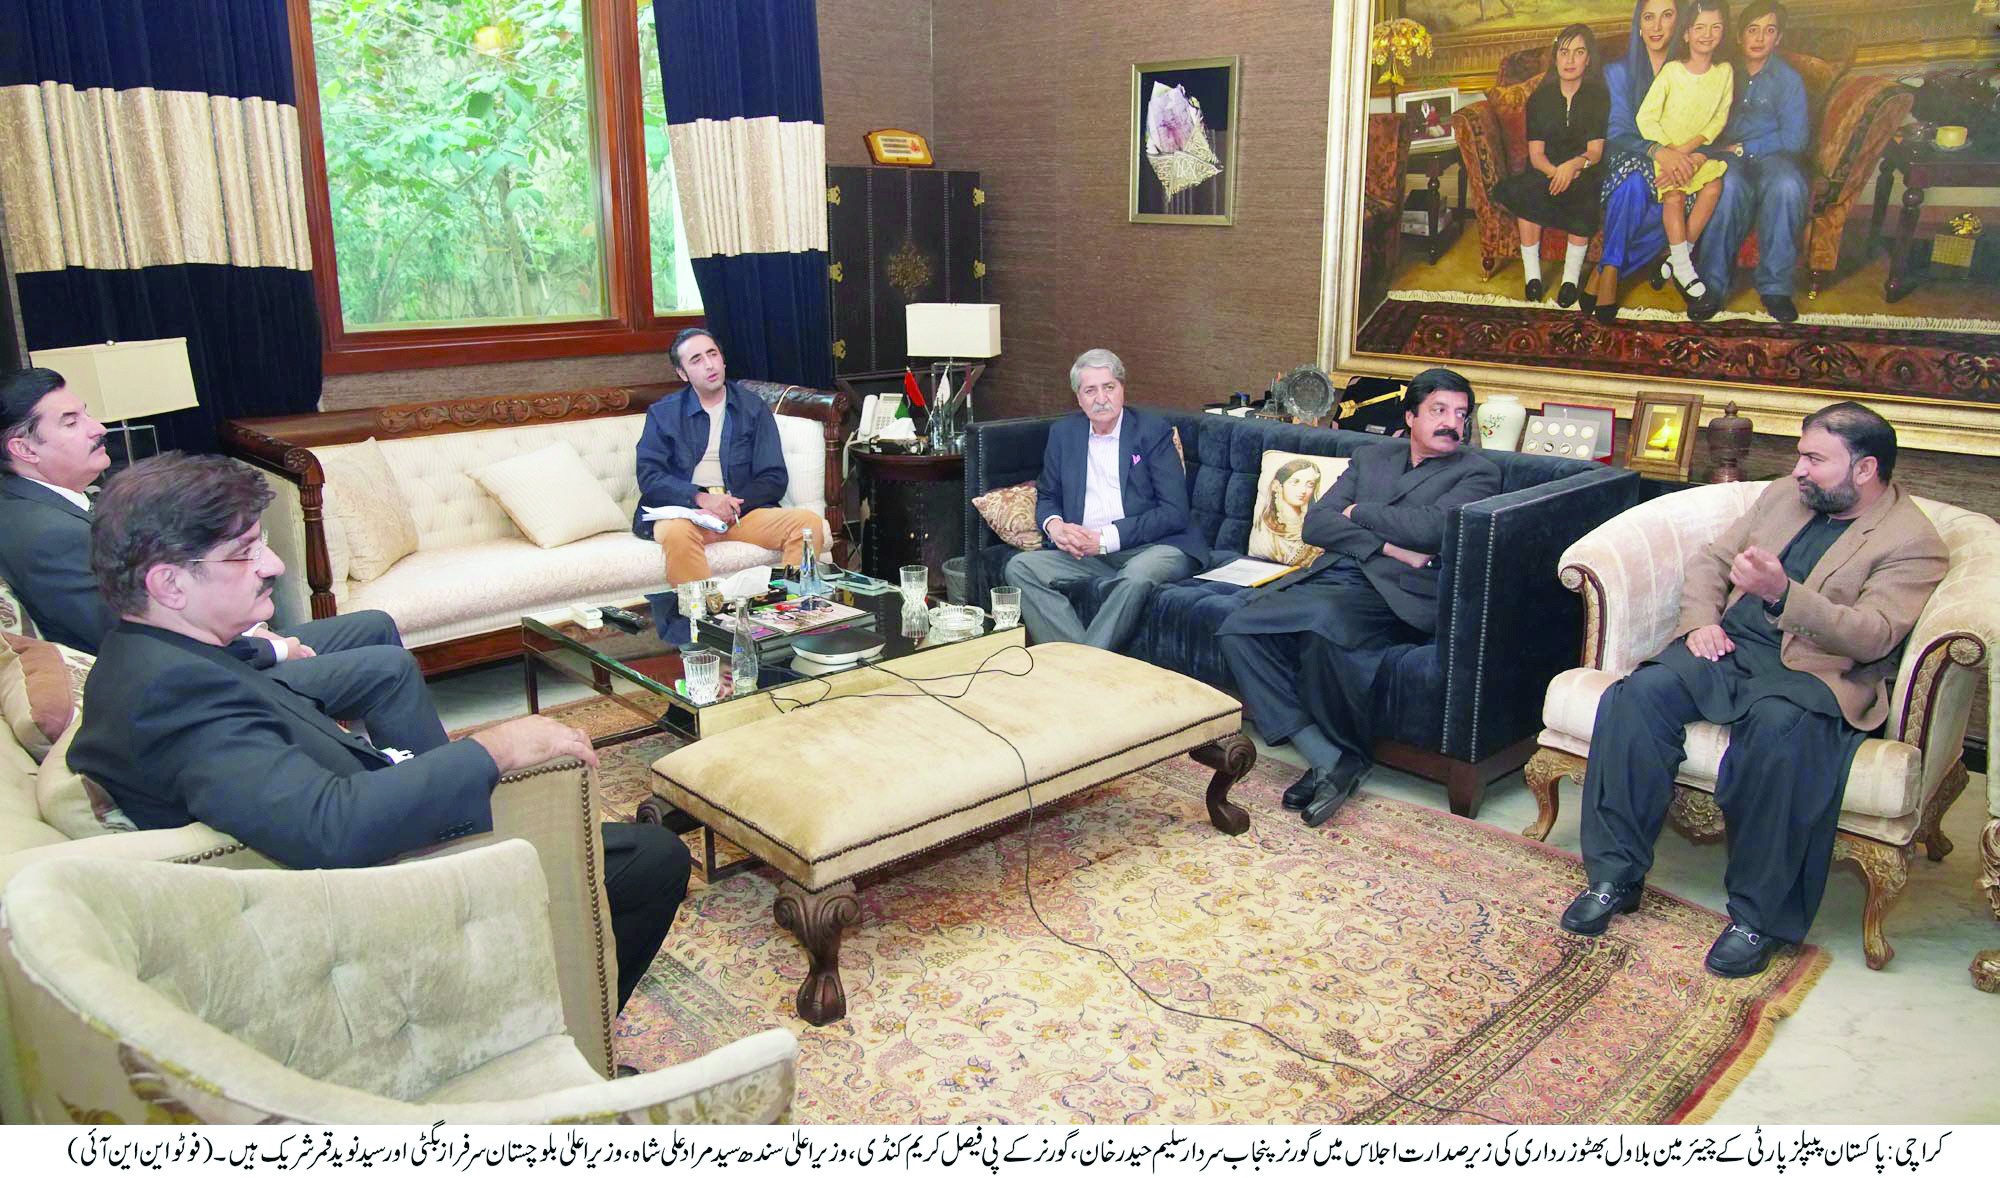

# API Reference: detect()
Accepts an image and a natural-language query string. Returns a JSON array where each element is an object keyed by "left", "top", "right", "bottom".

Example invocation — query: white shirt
[
  {"left": 1043, "top": 413, "right": 1124, "bottom": 554},
  {"left": 691, "top": 402, "right": 727, "bottom": 490},
  {"left": 28, "top": 477, "right": 290, "bottom": 662}
]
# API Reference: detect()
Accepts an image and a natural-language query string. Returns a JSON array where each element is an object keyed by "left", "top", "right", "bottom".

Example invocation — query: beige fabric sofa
[
  {"left": 1523, "top": 481, "right": 2000, "bottom": 971},
  {"left": 1, "top": 843, "right": 797, "bottom": 1123},
  {"left": 0, "top": 622, "right": 624, "bottom": 1119},
  {"left": 224, "top": 382, "right": 849, "bottom": 673}
]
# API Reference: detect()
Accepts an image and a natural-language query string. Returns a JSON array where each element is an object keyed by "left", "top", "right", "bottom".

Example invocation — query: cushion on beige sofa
[
  {"left": 319, "top": 438, "right": 419, "bottom": 582},
  {"left": 468, "top": 441, "right": 628, "bottom": 549}
]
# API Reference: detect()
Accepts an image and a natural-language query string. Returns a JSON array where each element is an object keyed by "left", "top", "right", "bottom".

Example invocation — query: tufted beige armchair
[
  {"left": 1524, "top": 482, "right": 2000, "bottom": 972},
  {"left": 0, "top": 842, "right": 797, "bottom": 1123}
]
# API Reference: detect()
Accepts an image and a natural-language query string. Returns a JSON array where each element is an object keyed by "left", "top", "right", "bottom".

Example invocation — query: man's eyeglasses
[{"left": 187, "top": 532, "right": 272, "bottom": 565}]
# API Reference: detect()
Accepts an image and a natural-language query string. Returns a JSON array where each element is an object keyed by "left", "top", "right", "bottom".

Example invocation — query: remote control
[{"left": 598, "top": 605, "right": 646, "bottom": 632}]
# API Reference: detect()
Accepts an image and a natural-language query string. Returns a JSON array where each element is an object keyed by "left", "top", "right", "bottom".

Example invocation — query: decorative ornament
[
  {"left": 971, "top": 188, "right": 985, "bottom": 207},
  {"left": 971, "top": 260, "right": 986, "bottom": 279},
  {"left": 1144, "top": 82, "right": 1222, "bottom": 199},
  {"left": 1707, "top": 401, "right": 1753, "bottom": 483},
  {"left": 886, "top": 240, "right": 933, "bottom": 299},
  {"left": 827, "top": 262, "right": 843, "bottom": 283},
  {"left": 826, "top": 186, "right": 841, "bottom": 206},
  {"left": 1369, "top": 18, "right": 1434, "bottom": 101}
]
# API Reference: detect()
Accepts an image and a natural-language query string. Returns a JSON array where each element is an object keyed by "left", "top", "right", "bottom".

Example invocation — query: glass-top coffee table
[{"left": 520, "top": 586, "right": 1021, "bottom": 747}]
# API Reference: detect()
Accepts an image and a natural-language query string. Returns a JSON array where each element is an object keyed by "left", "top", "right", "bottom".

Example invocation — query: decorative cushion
[
  {"left": 1246, "top": 451, "right": 1349, "bottom": 567},
  {"left": 35, "top": 714, "right": 136, "bottom": 839},
  {"left": 468, "top": 441, "right": 628, "bottom": 549},
  {"left": 972, "top": 482, "right": 1043, "bottom": 551},
  {"left": 318, "top": 438, "right": 419, "bottom": 582},
  {"left": 0, "top": 634, "right": 74, "bottom": 759}
]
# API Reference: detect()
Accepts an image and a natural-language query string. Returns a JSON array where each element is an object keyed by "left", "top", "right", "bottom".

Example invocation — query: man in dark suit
[
  {"left": 69, "top": 453, "right": 690, "bottom": 1009},
  {"left": 1219, "top": 368, "right": 1502, "bottom": 827},
  {"left": 1563, "top": 402, "right": 1946, "bottom": 977},
  {"left": 1004, "top": 348, "right": 1208, "bottom": 650},
  {"left": 0, "top": 369, "right": 412, "bottom": 727}
]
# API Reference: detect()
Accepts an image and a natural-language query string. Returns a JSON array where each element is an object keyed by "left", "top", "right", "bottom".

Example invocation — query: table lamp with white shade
[
  {"left": 27, "top": 337, "right": 198, "bottom": 464},
  {"left": 904, "top": 303, "right": 1000, "bottom": 454}
]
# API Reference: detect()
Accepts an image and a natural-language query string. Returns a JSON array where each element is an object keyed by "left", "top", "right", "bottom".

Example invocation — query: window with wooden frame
[{"left": 288, "top": 0, "right": 701, "bottom": 373}]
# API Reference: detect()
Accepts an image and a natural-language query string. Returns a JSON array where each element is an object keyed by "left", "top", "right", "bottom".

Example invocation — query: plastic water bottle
[
  {"left": 730, "top": 598, "right": 759, "bottom": 696},
  {"left": 798, "top": 526, "right": 827, "bottom": 604}
]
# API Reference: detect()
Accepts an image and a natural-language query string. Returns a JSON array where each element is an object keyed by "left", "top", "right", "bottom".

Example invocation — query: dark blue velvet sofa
[{"left": 962, "top": 410, "right": 1642, "bottom": 818}]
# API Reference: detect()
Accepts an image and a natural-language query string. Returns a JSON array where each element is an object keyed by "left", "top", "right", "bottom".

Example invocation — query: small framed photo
[
  {"left": 1130, "top": 57, "right": 1239, "bottom": 225},
  {"left": 1396, "top": 87, "right": 1458, "bottom": 147},
  {"left": 1625, "top": 391, "right": 1704, "bottom": 479},
  {"left": 1537, "top": 401, "right": 1615, "bottom": 461}
]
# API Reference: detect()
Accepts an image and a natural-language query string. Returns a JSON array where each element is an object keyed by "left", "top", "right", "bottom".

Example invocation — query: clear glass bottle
[
  {"left": 798, "top": 526, "right": 826, "bottom": 604},
  {"left": 730, "top": 599, "right": 759, "bottom": 696}
]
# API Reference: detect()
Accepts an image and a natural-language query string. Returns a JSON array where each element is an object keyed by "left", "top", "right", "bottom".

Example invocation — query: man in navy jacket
[
  {"left": 632, "top": 329, "right": 826, "bottom": 584},
  {"left": 1004, "top": 349, "right": 1208, "bottom": 651}
]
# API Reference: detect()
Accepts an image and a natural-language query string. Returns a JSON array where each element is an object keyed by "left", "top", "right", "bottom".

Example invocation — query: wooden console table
[{"left": 1869, "top": 135, "right": 2000, "bottom": 303}]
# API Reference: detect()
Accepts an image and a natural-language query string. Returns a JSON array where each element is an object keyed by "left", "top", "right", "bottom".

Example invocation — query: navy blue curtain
[
  {"left": 654, "top": 0, "right": 834, "bottom": 389},
  {"left": 0, "top": 0, "right": 320, "bottom": 454}
]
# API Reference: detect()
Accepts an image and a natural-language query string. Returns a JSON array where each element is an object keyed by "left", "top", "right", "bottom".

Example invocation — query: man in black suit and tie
[
  {"left": 1219, "top": 368, "right": 1502, "bottom": 827},
  {"left": 69, "top": 453, "right": 690, "bottom": 1010},
  {"left": 0, "top": 367, "right": 418, "bottom": 723},
  {"left": 1004, "top": 348, "right": 1208, "bottom": 650}
]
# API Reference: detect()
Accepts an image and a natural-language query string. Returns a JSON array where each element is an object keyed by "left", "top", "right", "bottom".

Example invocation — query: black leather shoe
[
  {"left": 1301, "top": 758, "right": 1367, "bottom": 828},
  {"left": 1762, "top": 292, "right": 1799, "bottom": 324},
  {"left": 1577, "top": 287, "right": 1598, "bottom": 315},
  {"left": 1281, "top": 767, "right": 1322, "bottom": 811},
  {"left": 1686, "top": 291, "right": 1721, "bottom": 322},
  {"left": 1592, "top": 301, "right": 1619, "bottom": 325},
  {"left": 1704, "top": 923, "right": 1780, "bottom": 977},
  {"left": 654, "top": 805, "right": 703, "bottom": 835},
  {"left": 1559, "top": 879, "right": 1644, "bottom": 935},
  {"left": 1555, "top": 281, "right": 1579, "bottom": 308},
  {"left": 1524, "top": 277, "right": 1545, "bottom": 303}
]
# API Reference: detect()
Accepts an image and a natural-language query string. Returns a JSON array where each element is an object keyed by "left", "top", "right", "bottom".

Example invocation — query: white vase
[{"left": 1477, "top": 395, "right": 1527, "bottom": 452}]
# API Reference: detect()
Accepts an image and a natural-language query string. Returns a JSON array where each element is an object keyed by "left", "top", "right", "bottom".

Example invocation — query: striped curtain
[
  {"left": 653, "top": 0, "right": 833, "bottom": 389},
  {"left": 0, "top": 0, "right": 319, "bottom": 453}
]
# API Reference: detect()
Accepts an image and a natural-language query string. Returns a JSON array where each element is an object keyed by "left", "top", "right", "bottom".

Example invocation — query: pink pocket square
[{"left": 1131, "top": 453, "right": 1141, "bottom": 465}]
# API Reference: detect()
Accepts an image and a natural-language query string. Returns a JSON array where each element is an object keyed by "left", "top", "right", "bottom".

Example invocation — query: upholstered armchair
[
  {"left": 1454, "top": 29, "right": 1872, "bottom": 288},
  {"left": 0, "top": 618, "right": 622, "bottom": 1119},
  {"left": 1359, "top": 113, "right": 1410, "bottom": 299},
  {"left": 1523, "top": 482, "right": 2000, "bottom": 971},
  {"left": 0, "top": 843, "right": 798, "bottom": 1123}
]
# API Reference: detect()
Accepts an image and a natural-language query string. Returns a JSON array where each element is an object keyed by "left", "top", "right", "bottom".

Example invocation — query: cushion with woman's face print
[{"left": 1247, "top": 450, "right": 1349, "bottom": 566}]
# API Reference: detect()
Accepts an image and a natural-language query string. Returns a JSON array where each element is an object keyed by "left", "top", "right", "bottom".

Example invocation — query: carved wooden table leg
[
  {"left": 1190, "top": 732, "right": 1254, "bottom": 835},
  {"left": 774, "top": 879, "right": 860, "bottom": 1026},
  {"left": 1521, "top": 748, "right": 1583, "bottom": 841},
  {"left": 1973, "top": 950, "right": 2000, "bottom": 994},
  {"left": 1833, "top": 834, "right": 1909, "bottom": 971},
  {"left": 1977, "top": 818, "right": 2000, "bottom": 993}
]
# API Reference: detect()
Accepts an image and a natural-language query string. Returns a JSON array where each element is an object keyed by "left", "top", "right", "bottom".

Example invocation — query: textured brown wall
[
  {"left": 320, "top": 1, "right": 936, "bottom": 411},
  {"left": 931, "top": 0, "right": 1334, "bottom": 420}
]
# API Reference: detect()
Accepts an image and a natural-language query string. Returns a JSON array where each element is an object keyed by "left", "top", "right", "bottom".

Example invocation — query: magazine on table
[{"left": 704, "top": 597, "right": 867, "bottom": 637}]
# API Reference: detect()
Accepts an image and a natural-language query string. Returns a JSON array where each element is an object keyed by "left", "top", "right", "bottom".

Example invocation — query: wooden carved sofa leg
[
  {"left": 1522, "top": 749, "right": 1582, "bottom": 842},
  {"left": 1190, "top": 733, "right": 1254, "bottom": 835},
  {"left": 1833, "top": 835, "right": 1910, "bottom": 971},
  {"left": 774, "top": 880, "right": 859, "bottom": 1026},
  {"left": 1976, "top": 818, "right": 2000, "bottom": 994},
  {"left": 1916, "top": 760, "right": 1969, "bottom": 863}
]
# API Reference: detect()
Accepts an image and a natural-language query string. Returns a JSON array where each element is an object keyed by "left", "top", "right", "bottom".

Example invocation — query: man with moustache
[
  {"left": 1218, "top": 368, "right": 1502, "bottom": 828},
  {"left": 0, "top": 368, "right": 416, "bottom": 726},
  {"left": 68, "top": 453, "right": 689, "bottom": 1010},
  {"left": 1004, "top": 348, "right": 1207, "bottom": 651},
  {"left": 1562, "top": 402, "right": 1946, "bottom": 978}
]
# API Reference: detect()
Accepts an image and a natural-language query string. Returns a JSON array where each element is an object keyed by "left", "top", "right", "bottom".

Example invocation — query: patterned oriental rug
[
  {"left": 1356, "top": 296, "right": 2000, "bottom": 404},
  {"left": 547, "top": 702, "right": 1826, "bottom": 1125}
]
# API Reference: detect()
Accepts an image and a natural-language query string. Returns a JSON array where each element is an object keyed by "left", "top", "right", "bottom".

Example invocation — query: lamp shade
[
  {"left": 905, "top": 303, "right": 1002, "bottom": 358},
  {"left": 27, "top": 338, "right": 199, "bottom": 422}
]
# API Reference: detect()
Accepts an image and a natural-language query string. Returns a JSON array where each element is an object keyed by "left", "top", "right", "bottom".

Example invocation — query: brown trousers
[{"left": 656, "top": 506, "right": 827, "bottom": 585}]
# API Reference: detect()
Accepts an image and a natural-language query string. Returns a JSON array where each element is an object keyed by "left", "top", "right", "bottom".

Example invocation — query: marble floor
[{"left": 432, "top": 661, "right": 2000, "bottom": 1123}]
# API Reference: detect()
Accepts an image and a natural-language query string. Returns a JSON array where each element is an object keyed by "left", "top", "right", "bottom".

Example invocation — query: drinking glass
[
  {"left": 899, "top": 564, "right": 930, "bottom": 607},
  {"left": 900, "top": 599, "right": 931, "bottom": 638},
  {"left": 990, "top": 585, "right": 1021, "bottom": 630},
  {"left": 681, "top": 649, "right": 722, "bottom": 705}
]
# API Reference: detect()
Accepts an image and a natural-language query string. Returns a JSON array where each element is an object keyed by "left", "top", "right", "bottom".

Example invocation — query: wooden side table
[
  {"left": 852, "top": 448, "right": 964, "bottom": 590},
  {"left": 1869, "top": 135, "right": 2000, "bottom": 303},
  {"left": 1405, "top": 141, "right": 1468, "bottom": 264}
]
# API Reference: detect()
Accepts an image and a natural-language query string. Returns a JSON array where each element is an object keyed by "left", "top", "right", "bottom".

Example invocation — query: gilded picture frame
[
  {"left": 1624, "top": 390, "right": 1705, "bottom": 480},
  {"left": 1130, "top": 56, "right": 1240, "bottom": 226},
  {"left": 1318, "top": 3, "right": 2000, "bottom": 456}
]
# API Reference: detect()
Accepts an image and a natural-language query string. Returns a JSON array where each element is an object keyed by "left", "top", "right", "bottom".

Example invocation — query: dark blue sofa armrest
[
  {"left": 963, "top": 416, "right": 1059, "bottom": 601},
  {"left": 1434, "top": 464, "right": 1642, "bottom": 763}
]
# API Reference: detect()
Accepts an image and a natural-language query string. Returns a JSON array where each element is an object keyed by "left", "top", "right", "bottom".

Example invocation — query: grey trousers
[{"left": 1003, "top": 542, "right": 1194, "bottom": 651}]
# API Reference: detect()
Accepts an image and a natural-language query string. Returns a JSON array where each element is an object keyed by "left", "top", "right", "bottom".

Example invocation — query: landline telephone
[{"left": 855, "top": 393, "right": 917, "bottom": 443}]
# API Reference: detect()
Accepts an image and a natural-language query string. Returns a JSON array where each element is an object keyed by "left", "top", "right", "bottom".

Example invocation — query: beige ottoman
[{"left": 646, "top": 642, "right": 1252, "bottom": 1024}]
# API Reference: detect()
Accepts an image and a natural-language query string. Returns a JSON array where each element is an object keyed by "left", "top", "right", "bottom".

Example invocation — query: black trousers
[
  {"left": 1217, "top": 561, "right": 1423, "bottom": 761},
  {"left": 1580, "top": 662, "right": 1853, "bottom": 943},
  {"left": 271, "top": 611, "right": 447, "bottom": 756},
  {"left": 603, "top": 820, "right": 692, "bottom": 1010}
]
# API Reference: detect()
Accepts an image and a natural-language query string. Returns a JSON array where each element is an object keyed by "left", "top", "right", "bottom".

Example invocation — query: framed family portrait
[
  {"left": 1130, "top": 56, "right": 1239, "bottom": 225},
  {"left": 1624, "top": 391, "right": 1705, "bottom": 480},
  {"left": 1396, "top": 86, "right": 1458, "bottom": 148}
]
